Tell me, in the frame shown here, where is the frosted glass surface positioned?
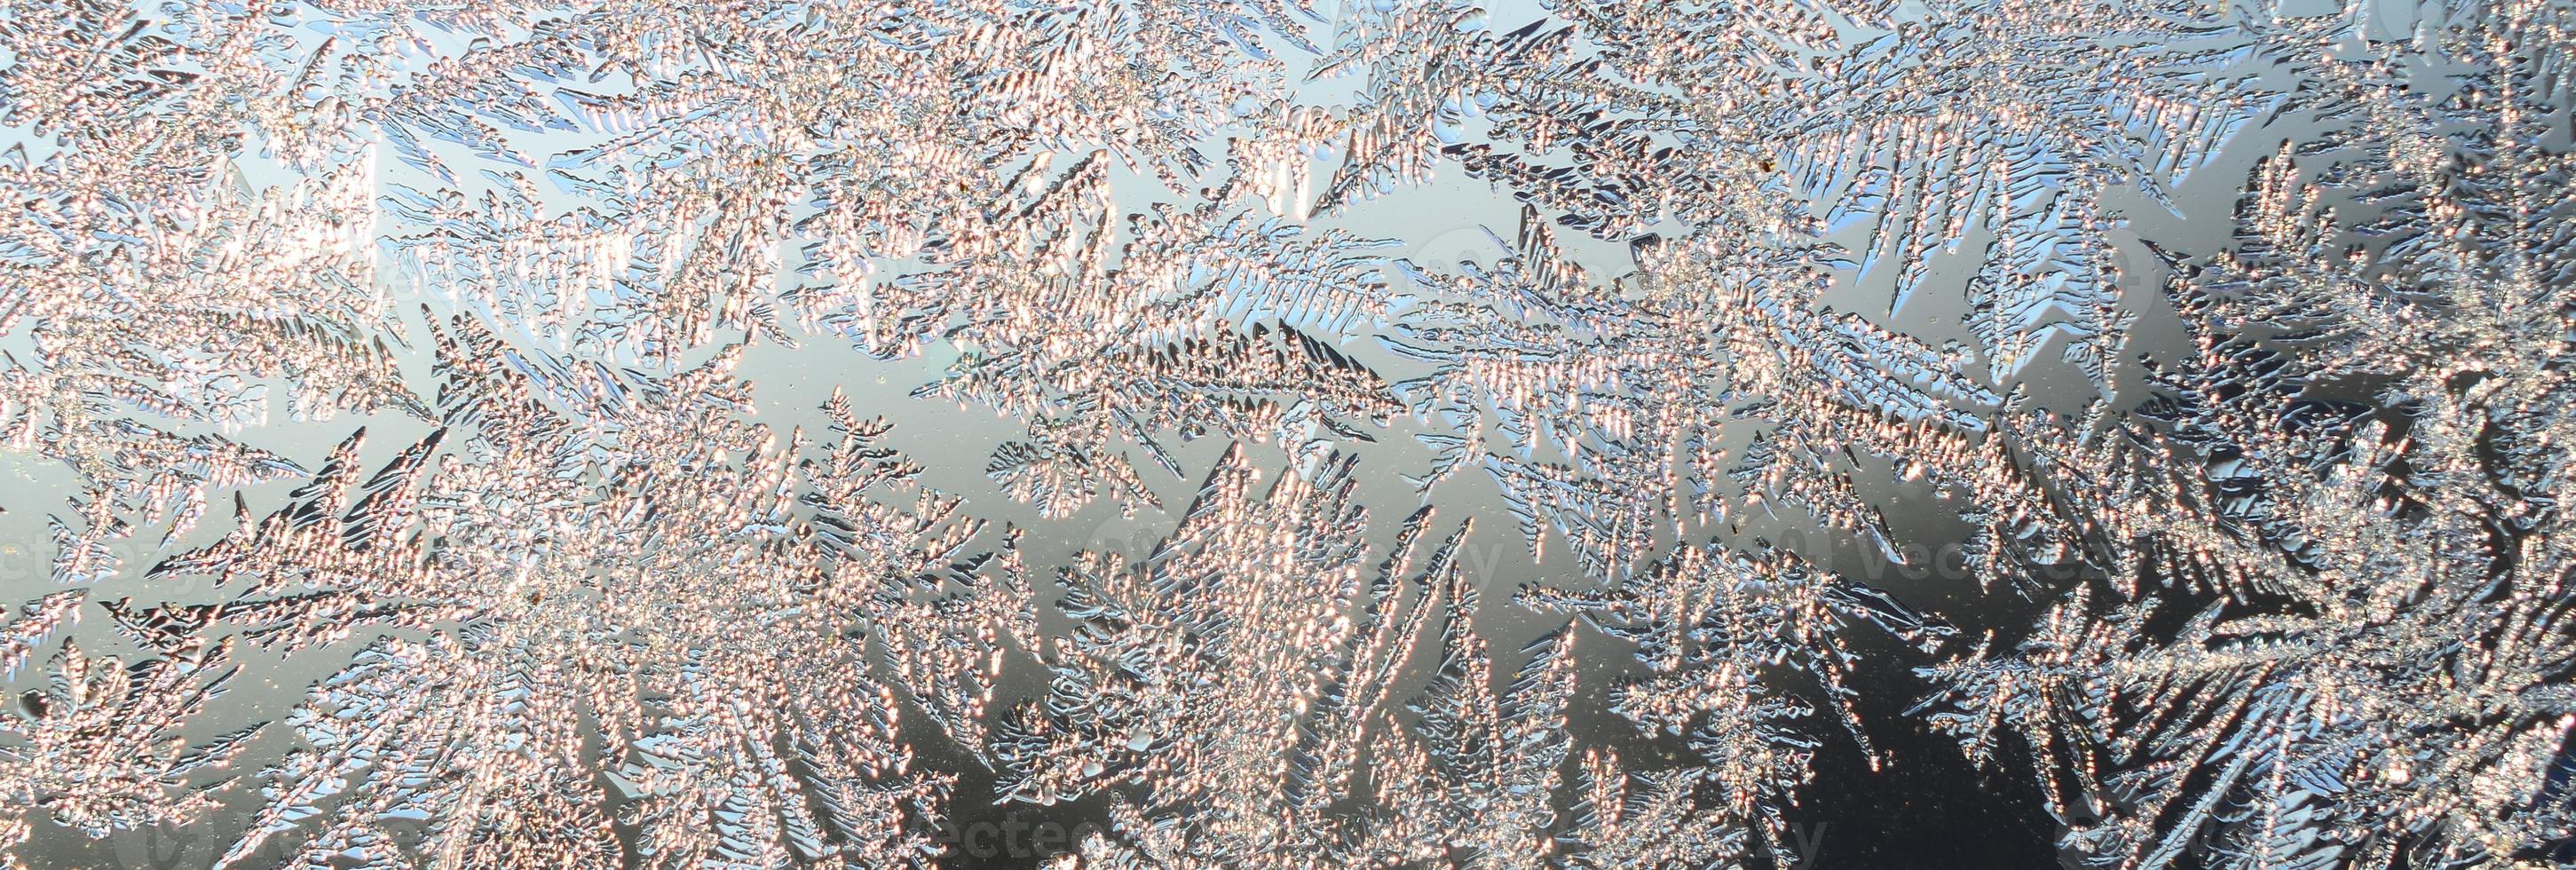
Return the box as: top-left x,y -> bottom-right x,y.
2,1 -> 2572,866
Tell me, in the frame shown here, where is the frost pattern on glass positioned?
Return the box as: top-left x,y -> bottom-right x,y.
1,0 -> 2572,867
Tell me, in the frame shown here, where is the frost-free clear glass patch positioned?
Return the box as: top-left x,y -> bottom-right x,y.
2,0 -> 2572,866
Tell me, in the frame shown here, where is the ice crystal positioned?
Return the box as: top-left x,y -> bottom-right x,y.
1916,3 -> 2576,866
3,0 -> 2573,867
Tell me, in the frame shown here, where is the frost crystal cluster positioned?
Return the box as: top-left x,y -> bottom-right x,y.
1,0 -> 2572,867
